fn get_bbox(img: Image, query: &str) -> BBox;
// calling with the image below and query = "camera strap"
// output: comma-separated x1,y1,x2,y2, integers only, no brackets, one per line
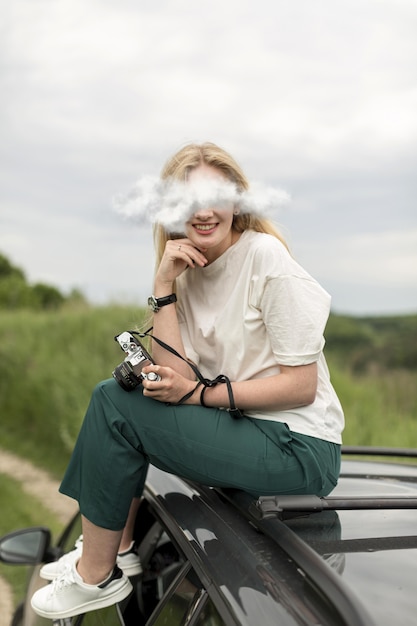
133,328,243,419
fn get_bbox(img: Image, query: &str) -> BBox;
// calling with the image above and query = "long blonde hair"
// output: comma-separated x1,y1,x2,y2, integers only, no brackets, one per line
153,141,289,272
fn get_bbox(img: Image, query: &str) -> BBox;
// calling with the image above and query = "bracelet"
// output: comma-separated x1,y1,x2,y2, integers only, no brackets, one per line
200,385,209,407
200,377,243,419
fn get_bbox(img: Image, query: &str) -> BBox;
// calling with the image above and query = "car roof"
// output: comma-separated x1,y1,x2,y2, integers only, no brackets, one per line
145,448,417,626
315,453,417,626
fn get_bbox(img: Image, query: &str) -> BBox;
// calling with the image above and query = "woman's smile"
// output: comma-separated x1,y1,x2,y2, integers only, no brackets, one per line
193,223,218,234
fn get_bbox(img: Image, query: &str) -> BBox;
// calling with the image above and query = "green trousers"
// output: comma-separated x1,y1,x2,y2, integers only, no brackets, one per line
60,378,341,530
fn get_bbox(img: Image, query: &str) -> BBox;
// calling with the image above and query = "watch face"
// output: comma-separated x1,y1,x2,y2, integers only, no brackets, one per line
148,296,158,312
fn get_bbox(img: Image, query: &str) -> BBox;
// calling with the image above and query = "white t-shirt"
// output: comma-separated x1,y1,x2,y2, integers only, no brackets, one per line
176,230,344,444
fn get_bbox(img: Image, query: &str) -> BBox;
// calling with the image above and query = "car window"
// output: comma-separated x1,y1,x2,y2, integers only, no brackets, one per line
138,525,185,619
131,507,226,626
149,565,201,625
81,604,124,625
149,565,226,626
192,597,226,626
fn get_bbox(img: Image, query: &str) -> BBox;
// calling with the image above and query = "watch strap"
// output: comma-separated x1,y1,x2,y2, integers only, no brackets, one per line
148,293,177,312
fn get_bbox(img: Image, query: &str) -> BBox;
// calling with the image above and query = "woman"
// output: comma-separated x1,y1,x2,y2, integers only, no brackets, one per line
31,142,344,619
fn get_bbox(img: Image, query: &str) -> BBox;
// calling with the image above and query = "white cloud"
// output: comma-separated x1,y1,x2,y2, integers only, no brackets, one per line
1,0,416,314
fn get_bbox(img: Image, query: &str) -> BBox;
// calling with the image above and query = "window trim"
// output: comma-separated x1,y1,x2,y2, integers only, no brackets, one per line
143,488,239,626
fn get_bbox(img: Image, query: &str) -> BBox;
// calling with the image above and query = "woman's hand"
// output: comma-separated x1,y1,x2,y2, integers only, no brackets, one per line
155,238,207,287
141,365,200,405
141,362,318,412
150,238,204,379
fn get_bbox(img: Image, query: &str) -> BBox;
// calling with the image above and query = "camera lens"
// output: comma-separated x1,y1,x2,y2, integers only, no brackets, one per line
112,362,142,391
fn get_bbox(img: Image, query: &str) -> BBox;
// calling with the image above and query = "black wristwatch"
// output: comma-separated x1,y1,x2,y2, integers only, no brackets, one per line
148,293,177,313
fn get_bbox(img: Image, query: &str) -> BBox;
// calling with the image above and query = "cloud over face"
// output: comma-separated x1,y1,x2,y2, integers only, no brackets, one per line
114,176,290,233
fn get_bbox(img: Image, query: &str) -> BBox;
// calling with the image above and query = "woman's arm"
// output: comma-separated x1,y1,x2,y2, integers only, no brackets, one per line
190,362,318,412
150,301,194,379
142,361,318,412
149,238,208,379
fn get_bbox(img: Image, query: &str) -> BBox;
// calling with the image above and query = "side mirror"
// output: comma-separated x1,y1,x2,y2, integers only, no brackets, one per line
0,527,52,565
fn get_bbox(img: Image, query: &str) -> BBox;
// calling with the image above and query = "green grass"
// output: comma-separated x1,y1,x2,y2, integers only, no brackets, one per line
328,363,417,447
0,474,63,608
0,304,148,477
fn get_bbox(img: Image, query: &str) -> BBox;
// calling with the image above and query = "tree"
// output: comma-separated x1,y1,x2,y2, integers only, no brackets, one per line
0,253,25,281
32,283,65,310
0,275,32,308
0,251,87,310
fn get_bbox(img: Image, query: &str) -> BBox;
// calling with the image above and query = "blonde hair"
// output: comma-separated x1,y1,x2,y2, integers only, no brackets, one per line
153,141,289,271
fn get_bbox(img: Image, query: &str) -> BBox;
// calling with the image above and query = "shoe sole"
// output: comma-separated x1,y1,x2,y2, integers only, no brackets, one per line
31,578,133,619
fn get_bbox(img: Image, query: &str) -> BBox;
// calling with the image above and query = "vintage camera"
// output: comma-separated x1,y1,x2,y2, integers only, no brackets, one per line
113,331,161,392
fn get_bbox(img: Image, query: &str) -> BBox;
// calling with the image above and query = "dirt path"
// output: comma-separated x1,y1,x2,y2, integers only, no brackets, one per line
0,448,78,626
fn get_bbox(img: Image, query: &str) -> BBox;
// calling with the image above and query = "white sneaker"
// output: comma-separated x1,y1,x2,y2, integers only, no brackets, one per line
40,535,83,580
40,536,142,580
116,541,143,576
31,562,133,619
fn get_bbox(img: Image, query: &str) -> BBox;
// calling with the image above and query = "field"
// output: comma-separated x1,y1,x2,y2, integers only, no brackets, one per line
1,306,416,477
0,304,416,613
325,313,417,447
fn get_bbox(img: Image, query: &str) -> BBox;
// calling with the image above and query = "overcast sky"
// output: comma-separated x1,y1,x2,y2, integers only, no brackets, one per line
1,0,416,315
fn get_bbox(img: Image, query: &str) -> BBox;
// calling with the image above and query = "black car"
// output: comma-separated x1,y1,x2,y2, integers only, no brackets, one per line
1,446,417,626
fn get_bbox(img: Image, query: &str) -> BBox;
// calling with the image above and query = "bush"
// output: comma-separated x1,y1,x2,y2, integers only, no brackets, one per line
325,314,417,372
0,251,85,311
32,283,65,310
0,275,33,309
0,305,146,476
0,254,25,281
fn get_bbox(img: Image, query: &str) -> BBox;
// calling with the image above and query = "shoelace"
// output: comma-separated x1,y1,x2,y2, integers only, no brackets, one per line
49,564,77,596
